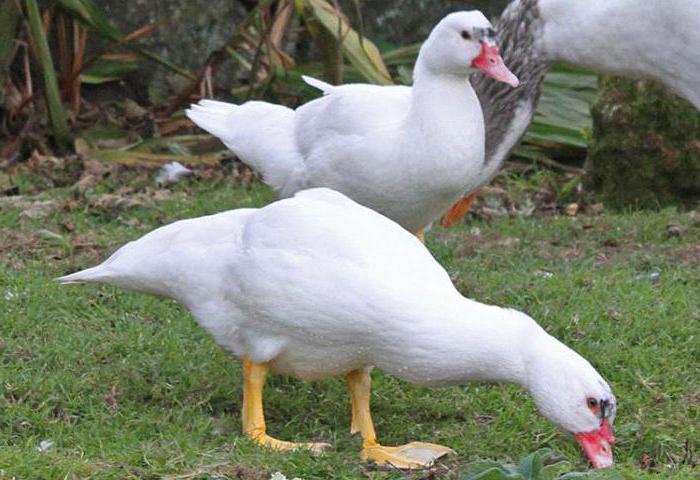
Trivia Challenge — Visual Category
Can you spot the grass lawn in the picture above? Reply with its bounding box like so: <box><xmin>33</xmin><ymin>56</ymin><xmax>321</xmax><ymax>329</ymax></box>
<box><xmin>1</xmin><ymin>177</ymin><xmax>698</xmax><ymax>479</ymax></box>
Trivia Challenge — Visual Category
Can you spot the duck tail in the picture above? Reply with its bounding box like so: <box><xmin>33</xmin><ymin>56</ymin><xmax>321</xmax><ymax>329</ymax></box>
<box><xmin>185</xmin><ymin>100</ymin><xmax>239</xmax><ymax>142</ymax></box>
<box><xmin>186</xmin><ymin>99</ymin><xmax>303</xmax><ymax>196</ymax></box>
<box><xmin>56</xmin><ymin>265</ymin><xmax>111</xmax><ymax>284</ymax></box>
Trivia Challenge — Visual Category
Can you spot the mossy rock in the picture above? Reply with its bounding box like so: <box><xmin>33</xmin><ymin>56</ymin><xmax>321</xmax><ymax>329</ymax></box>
<box><xmin>587</xmin><ymin>77</ymin><xmax>700</xmax><ymax>209</ymax></box>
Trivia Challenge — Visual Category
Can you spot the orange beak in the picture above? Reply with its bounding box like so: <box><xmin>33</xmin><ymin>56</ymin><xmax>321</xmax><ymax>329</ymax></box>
<box><xmin>471</xmin><ymin>42</ymin><xmax>519</xmax><ymax>87</ymax></box>
<box><xmin>575</xmin><ymin>419</ymin><xmax>615</xmax><ymax>469</ymax></box>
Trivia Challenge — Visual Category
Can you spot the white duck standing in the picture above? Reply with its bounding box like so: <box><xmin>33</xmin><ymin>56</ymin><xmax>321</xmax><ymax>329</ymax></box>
<box><xmin>60</xmin><ymin>188</ymin><xmax>616</xmax><ymax>469</ymax></box>
<box><xmin>186</xmin><ymin>11</ymin><xmax>519</xmax><ymax>240</ymax></box>
<box><xmin>444</xmin><ymin>0</ymin><xmax>700</xmax><ymax>225</ymax></box>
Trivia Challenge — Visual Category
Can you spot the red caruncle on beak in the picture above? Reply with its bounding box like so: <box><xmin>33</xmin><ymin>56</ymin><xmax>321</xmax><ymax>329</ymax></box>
<box><xmin>575</xmin><ymin>419</ymin><xmax>615</xmax><ymax>469</ymax></box>
<box><xmin>470</xmin><ymin>42</ymin><xmax>519</xmax><ymax>87</ymax></box>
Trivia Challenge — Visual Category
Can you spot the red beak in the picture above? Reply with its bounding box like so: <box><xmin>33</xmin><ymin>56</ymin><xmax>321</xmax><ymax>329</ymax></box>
<box><xmin>470</xmin><ymin>42</ymin><xmax>519</xmax><ymax>87</ymax></box>
<box><xmin>575</xmin><ymin>419</ymin><xmax>615</xmax><ymax>469</ymax></box>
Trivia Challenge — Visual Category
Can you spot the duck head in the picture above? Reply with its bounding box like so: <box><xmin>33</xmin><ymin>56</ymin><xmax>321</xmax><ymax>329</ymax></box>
<box><xmin>419</xmin><ymin>11</ymin><xmax>519</xmax><ymax>87</ymax></box>
<box><xmin>526</xmin><ymin>337</ymin><xmax>617</xmax><ymax>469</ymax></box>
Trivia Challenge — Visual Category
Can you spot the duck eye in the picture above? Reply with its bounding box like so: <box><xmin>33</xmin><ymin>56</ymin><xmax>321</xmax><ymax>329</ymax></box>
<box><xmin>587</xmin><ymin>398</ymin><xmax>598</xmax><ymax>408</ymax></box>
<box><xmin>461</xmin><ymin>30</ymin><xmax>471</xmax><ymax>40</ymax></box>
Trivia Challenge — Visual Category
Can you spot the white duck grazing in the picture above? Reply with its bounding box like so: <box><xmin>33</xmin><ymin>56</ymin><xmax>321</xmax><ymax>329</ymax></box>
<box><xmin>444</xmin><ymin>0</ymin><xmax>700</xmax><ymax>225</ymax></box>
<box><xmin>59</xmin><ymin>188</ymin><xmax>616</xmax><ymax>469</ymax></box>
<box><xmin>186</xmin><ymin>11</ymin><xmax>518</xmax><ymax>238</ymax></box>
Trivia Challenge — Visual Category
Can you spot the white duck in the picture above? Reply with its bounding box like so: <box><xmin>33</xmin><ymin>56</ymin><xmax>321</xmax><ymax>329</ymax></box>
<box><xmin>186</xmin><ymin>11</ymin><xmax>518</xmax><ymax>239</ymax></box>
<box><xmin>444</xmin><ymin>0</ymin><xmax>700</xmax><ymax>225</ymax></box>
<box><xmin>60</xmin><ymin>188</ymin><xmax>616</xmax><ymax>469</ymax></box>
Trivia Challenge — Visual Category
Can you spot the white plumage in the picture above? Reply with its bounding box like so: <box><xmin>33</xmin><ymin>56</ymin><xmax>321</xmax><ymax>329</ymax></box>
<box><xmin>59</xmin><ymin>188</ymin><xmax>615</xmax><ymax>468</ymax></box>
<box><xmin>538</xmin><ymin>0</ymin><xmax>700</xmax><ymax>109</ymax></box>
<box><xmin>186</xmin><ymin>11</ymin><xmax>519</xmax><ymax>234</ymax></box>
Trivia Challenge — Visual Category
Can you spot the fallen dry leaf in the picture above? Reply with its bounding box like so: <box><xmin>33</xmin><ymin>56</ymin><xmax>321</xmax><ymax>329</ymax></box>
<box><xmin>89</xmin><ymin>193</ymin><xmax>150</xmax><ymax>211</ymax></box>
<box><xmin>639</xmin><ymin>452</ymin><xmax>656</xmax><ymax>470</ymax></box>
<box><xmin>588</xmin><ymin>203</ymin><xmax>605</xmax><ymax>215</ymax></box>
<box><xmin>564</xmin><ymin>203</ymin><xmax>579</xmax><ymax>217</ymax></box>
<box><xmin>666</xmin><ymin>224</ymin><xmax>685</xmax><ymax>238</ymax></box>
<box><xmin>73</xmin><ymin>159</ymin><xmax>114</xmax><ymax>194</ymax></box>
<box><xmin>123</xmin><ymin>99</ymin><xmax>149</xmax><ymax>120</ymax></box>
<box><xmin>19</xmin><ymin>201</ymin><xmax>59</xmax><ymax>220</ymax></box>
<box><xmin>103</xmin><ymin>385</ymin><xmax>121</xmax><ymax>410</ymax></box>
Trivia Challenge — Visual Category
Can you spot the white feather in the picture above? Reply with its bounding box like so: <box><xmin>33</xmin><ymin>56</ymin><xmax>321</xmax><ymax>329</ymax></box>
<box><xmin>186</xmin><ymin>12</ymin><xmax>508</xmax><ymax>233</ymax></box>
<box><xmin>301</xmin><ymin>75</ymin><xmax>335</xmax><ymax>94</ymax></box>
<box><xmin>59</xmin><ymin>188</ymin><xmax>615</xmax><ymax>436</ymax></box>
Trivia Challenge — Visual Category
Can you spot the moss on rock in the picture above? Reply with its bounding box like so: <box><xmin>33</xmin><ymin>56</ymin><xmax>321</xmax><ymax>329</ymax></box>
<box><xmin>587</xmin><ymin>77</ymin><xmax>700</xmax><ymax>209</ymax></box>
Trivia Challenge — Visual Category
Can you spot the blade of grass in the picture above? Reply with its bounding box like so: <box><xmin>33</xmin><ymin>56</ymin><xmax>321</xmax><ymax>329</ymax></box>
<box><xmin>23</xmin><ymin>0</ymin><xmax>71</xmax><ymax>148</ymax></box>
<box><xmin>79</xmin><ymin>53</ymin><xmax>139</xmax><ymax>84</ymax></box>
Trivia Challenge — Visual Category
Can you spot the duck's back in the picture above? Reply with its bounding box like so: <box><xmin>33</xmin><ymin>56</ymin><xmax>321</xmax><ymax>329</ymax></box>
<box><xmin>295</xmin><ymin>84</ymin><xmax>411</xmax><ymax>150</ymax></box>
<box><xmin>236</xmin><ymin>189</ymin><xmax>453</xmax><ymax>299</ymax></box>
<box><xmin>227</xmin><ymin>189</ymin><xmax>458</xmax><ymax>375</ymax></box>
<box><xmin>293</xmin><ymin>85</ymin><xmax>412</xmax><ymax>193</ymax></box>
<box><xmin>60</xmin><ymin>189</ymin><xmax>458</xmax><ymax>375</ymax></box>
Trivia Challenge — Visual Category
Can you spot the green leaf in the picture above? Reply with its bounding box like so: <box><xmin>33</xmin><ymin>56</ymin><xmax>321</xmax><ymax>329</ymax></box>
<box><xmin>80</xmin><ymin>56</ymin><xmax>140</xmax><ymax>84</ymax></box>
<box><xmin>24</xmin><ymin>0</ymin><xmax>71</xmax><ymax>148</ymax></box>
<box><xmin>55</xmin><ymin>0</ymin><xmax>122</xmax><ymax>41</ymax></box>
<box><xmin>516</xmin><ymin>449</ymin><xmax>547</xmax><ymax>479</ymax></box>
<box><xmin>456</xmin><ymin>460</ymin><xmax>524</xmax><ymax>480</ymax></box>
<box><xmin>301</xmin><ymin>0</ymin><xmax>392</xmax><ymax>85</ymax></box>
<box><xmin>381</xmin><ymin>43</ymin><xmax>421</xmax><ymax>67</ymax></box>
<box><xmin>452</xmin><ymin>450</ymin><xmax>625</xmax><ymax>480</ymax></box>
<box><xmin>524</xmin><ymin>66</ymin><xmax>598</xmax><ymax>151</ymax></box>
<box><xmin>470</xmin><ymin>467</ymin><xmax>525</xmax><ymax>480</ymax></box>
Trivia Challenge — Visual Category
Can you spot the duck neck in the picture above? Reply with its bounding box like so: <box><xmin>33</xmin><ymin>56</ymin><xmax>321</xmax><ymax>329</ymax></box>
<box><xmin>407</xmin><ymin>59</ymin><xmax>485</xmax><ymax>165</ymax></box>
<box><xmin>377</xmin><ymin>295</ymin><xmax>545</xmax><ymax>388</ymax></box>
<box><xmin>471</xmin><ymin>0</ymin><xmax>550</xmax><ymax>186</ymax></box>
<box><xmin>537</xmin><ymin>0</ymin><xmax>700</xmax><ymax>108</ymax></box>
<box><xmin>473</xmin><ymin>0</ymin><xmax>700</xmax><ymax>190</ymax></box>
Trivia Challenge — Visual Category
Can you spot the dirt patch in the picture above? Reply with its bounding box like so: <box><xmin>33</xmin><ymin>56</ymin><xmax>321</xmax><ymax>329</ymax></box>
<box><xmin>684</xmin><ymin>390</ymin><xmax>700</xmax><ymax>406</ymax></box>
<box><xmin>674</xmin><ymin>244</ymin><xmax>700</xmax><ymax>267</ymax></box>
<box><xmin>0</xmin><ymin>228</ymin><xmax>44</xmax><ymax>257</ymax></box>
<box><xmin>163</xmin><ymin>464</ymin><xmax>269</xmax><ymax>480</ymax></box>
<box><xmin>218</xmin><ymin>466</ymin><xmax>270</xmax><ymax>480</ymax></box>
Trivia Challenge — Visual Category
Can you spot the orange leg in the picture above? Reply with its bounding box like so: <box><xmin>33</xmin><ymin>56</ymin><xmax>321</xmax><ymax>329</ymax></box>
<box><xmin>347</xmin><ymin>370</ymin><xmax>454</xmax><ymax>468</ymax></box>
<box><xmin>442</xmin><ymin>192</ymin><xmax>478</xmax><ymax>228</ymax></box>
<box><xmin>242</xmin><ymin>357</ymin><xmax>330</xmax><ymax>453</ymax></box>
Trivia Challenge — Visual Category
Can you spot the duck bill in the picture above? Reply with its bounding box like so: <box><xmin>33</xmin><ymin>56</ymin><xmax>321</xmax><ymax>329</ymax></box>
<box><xmin>471</xmin><ymin>42</ymin><xmax>519</xmax><ymax>87</ymax></box>
<box><xmin>575</xmin><ymin>419</ymin><xmax>615</xmax><ymax>469</ymax></box>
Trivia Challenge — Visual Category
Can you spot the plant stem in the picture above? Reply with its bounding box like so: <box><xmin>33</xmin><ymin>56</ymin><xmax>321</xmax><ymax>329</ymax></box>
<box><xmin>24</xmin><ymin>0</ymin><xmax>72</xmax><ymax>149</ymax></box>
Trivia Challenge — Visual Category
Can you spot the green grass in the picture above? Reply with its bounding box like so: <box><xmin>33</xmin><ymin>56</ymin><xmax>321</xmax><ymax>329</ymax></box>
<box><xmin>1</xmin><ymin>178</ymin><xmax>698</xmax><ymax>479</ymax></box>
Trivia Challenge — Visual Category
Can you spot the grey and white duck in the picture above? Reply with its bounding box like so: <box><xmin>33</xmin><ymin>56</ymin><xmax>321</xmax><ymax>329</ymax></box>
<box><xmin>445</xmin><ymin>0</ymin><xmax>700</xmax><ymax>225</ymax></box>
